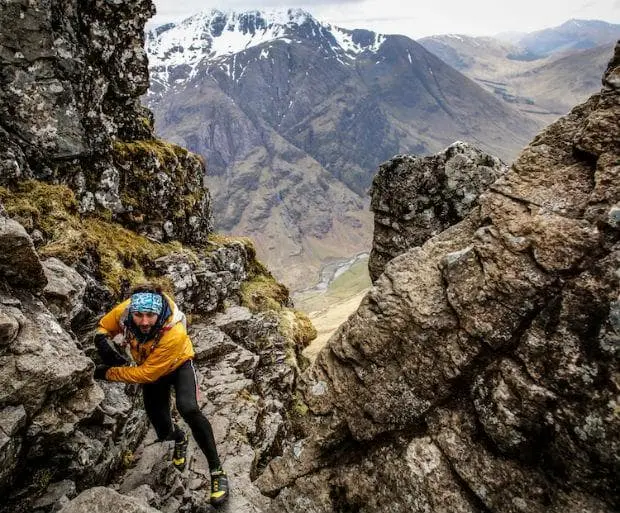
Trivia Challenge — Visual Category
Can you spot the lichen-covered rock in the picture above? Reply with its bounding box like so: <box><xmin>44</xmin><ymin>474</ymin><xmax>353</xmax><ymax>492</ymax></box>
<box><xmin>368</xmin><ymin>141</ymin><xmax>506</xmax><ymax>281</ymax></box>
<box><xmin>42</xmin><ymin>257</ymin><xmax>87</xmax><ymax>329</ymax></box>
<box><xmin>0</xmin><ymin>0</ymin><xmax>213</xmax><ymax>246</ymax></box>
<box><xmin>111</xmin><ymin>140</ymin><xmax>213</xmax><ymax>244</ymax></box>
<box><xmin>152</xmin><ymin>239</ymin><xmax>249</xmax><ymax>314</ymax></box>
<box><xmin>0</xmin><ymin>209</ymin><xmax>46</xmax><ymax>289</ymax></box>
<box><xmin>259</xmin><ymin>44</ymin><xmax>620</xmax><ymax>512</ymax></box>
<box><xmin>0</xmin><ymin>0</ymin><xmax>154</xmax><ymax>171</ymax></box>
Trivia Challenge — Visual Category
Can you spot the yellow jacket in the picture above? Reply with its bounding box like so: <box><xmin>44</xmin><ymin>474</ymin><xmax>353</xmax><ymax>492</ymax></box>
<box><xmin>96</xmin><ymin>294</ymin><xmax>194</xmax><ymax>384</ymax></box>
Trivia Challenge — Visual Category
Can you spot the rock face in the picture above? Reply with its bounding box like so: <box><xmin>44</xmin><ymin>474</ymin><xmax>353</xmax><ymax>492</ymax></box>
<box><xmin>0</xmin><ymin>208</ymin><xmax>47</xmax><ymax>289</ymax></box>
<box><xmin>0</xmin><ymin>2</ymin><xmax>309</xmax><ymax>513</ymax></box>
<box><xmin>1</xmin><ymin>2</ymin><xmax>618</xmax><ymax>513</ymax></box>
<box><xmin>0</xmin><ymin>0</ymin><xmax>212</xmax><ymax>244</ymax></box>
<box><xmin>368</xmin><ymin>142</ymin><xmax>507</xmax><ymax>282</ymax></box>
<box><xmin>256</xmin><ymin>43</ymin><xmax>620</xmax><ymax>512</ymax></box>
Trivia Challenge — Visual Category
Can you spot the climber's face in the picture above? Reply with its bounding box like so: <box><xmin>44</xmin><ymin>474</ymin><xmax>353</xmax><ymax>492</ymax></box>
<box><xmin>132</xmin><ymin>311</ymin><xmax>158</xmax><ymax>333</ymax></box>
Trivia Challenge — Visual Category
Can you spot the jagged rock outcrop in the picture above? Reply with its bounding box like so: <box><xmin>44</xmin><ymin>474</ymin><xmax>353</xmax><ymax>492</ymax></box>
<box><xmin>255</xmin><ymin>43</ymin><xmax>620</xmax><ymax>512</ymax></box>
<box><xmin>0</xmin><ymin>207</ymin><xmax>149</xmax><ymax>509</ymax></box>
<box><xmin>2</xmin><ymin>2</ymin><xmax>618</xmax><ymax>513</ymax></box>
<box><xmin>368</xmin><ymin>142</ymin><xmax>507</xmax><ymax>281</ymax></box>
<box><xmin>0</xmin><ymin>0</ymin><xmax>212</xmax><ymax>245</ymax></box>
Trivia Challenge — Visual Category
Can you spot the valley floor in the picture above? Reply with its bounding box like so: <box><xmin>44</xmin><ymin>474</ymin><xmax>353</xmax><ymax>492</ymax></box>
<box><xmin>293</xmin><ymin>254</ymin><xmax>371</xmax><ymax>359</ymax></box>
<box><xmin>302</xmin><ymin>288</ymin><xmax>369</xmax><ymax>359</ymax></box>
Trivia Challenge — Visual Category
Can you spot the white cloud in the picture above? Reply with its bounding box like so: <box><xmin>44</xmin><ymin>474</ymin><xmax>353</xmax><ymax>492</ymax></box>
<box><xmin>150</xmin><ymin>0</ymin><xmax>620</xmax><ymax>38</ymax></box>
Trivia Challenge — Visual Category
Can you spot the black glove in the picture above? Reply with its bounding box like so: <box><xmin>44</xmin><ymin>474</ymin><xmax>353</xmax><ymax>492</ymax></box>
<box><xmin>94</xmin><ymin>365</ymin><xmax>111</xmax><ymax>380</ymax></box>
<box><xmin>94</xmin><ymin>333</ymin><xmax>130</xmax><ymax>366</ymax></box>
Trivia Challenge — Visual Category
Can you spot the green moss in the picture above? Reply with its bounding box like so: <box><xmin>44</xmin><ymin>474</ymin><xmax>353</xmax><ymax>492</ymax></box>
<box><xmin>0</xmin><ymin>180</ymin><xmax>190</xmax><ymax>297</ymax></box>
<box><xmin>279</xmin><ymin>309</ymin><xmax>317</xmax><ymax>348</ymax></box>
<box><xmin>121</xmin><ymin>449</ymin><xmax>134</xmax><ymax>469</ymax></box>
<box><xmin>139</xmin><ymin>116</ymin><xmax>153</xmax><ymax>132</ymax></box>
<box><xmin>291</xmin><ymin>391</ymin><xmax>309</xmax><ymax>417</ymax></box>
<box><xmin>240</xmin><ymin>274</ymin><xmax>289</xmax><ymax>313</ymax></box>
<box><xmin>112</xmin><ymin>139</ymin><xmax>189</xmax><ymax>164</ymax></box>
<box><xmin>0</xmin><ymin>180</ymin><xmax>78</xmax><ymax>233</ymax></box>
<box><xmin>31</xmin><ymin>467</ymin><xmax>53</xmax><ymax>492</ymax></box>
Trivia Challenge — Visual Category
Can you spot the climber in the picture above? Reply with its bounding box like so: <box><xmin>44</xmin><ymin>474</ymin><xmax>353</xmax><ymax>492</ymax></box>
<box><xmin>92</xmin><ymin>283</ymin><xmax>229</xmax><ymax>506</ymax></box>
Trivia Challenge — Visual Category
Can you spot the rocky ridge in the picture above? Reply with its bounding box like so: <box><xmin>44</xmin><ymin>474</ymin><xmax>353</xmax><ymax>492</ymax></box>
<box><xmin>1</xmin><ymin>2</ymin><xmax>618</xmax><ymax>513</ymax></box>
<box><xmin>0</xmin><ymin>0</ymin><xmax>211</xmax><ymax>245</ymax></box>
<box><xmin>255</xmin><ymin>43</ymin><xmax>620</xmax><ymax>512</ymax></box>
<box><xmin>0</xmin><ymin>2</ymin><xmax>312</xmax><ymax>513</ymax></box>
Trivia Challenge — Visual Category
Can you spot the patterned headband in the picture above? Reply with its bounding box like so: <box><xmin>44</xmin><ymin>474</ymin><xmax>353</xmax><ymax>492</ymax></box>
<box><xmin>129</xmin><ymin>292</ymin><xmax>163</xmax><ymax>315</ymax></box>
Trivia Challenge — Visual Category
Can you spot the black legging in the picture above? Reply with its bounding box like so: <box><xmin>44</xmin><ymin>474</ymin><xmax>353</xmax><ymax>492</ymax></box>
<box><xmin>142</xmin><ymin>360</ymin><xmax>222</xmax><ymax>472</ymax></box>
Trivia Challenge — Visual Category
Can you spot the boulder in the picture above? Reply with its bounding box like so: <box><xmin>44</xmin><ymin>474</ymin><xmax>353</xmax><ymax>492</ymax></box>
<box><xmin>368</xmin><ymin>141</ymin><xmax>506</xmax><ymax>281</ymax></box>
<box><xmin>0</xmin><ymin>211</ymin><xmax>46</xmax><ymax>289</ymax></box>
<box><xmin>42</xmin><ymin>257</ymin><xmax>87</xmax><ymax>329</ymax></box>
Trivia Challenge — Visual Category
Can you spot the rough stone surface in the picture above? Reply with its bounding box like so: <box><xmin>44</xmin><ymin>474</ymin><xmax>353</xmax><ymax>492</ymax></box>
<box><xmin>152</xmin><ymin>241</ymin><xmax>248</xmax><ymax>314</ymax></box>
<box><xmin>57</xmin><ymin>487</ymin><xmax>161</xmax><ymax>513</ymax></box>
<box><xmin>1</xmin><ymin>3</ymin><xmax>618</xmax><ymax>513</ymax></box>
<box><xmin>0</xmin><ymin>2</ymin><xmax>304</xmax><ymax>512</ymax></box>
<box><xmin>0</xmin><ymin>0</ymin><xmax>213</xmax><ymax>245</ymax></box>
<box><xmin>0</xmin><ymin>0</ymin><xmax>154</xmax><ymax>172</ymax></box>
<box><xmin>368</xmin><ymin>141</ymin><xmax>507</xmax><ymax>281</ymax></box>
<box><xmin>0</xmin><ymin>210</ymin><xmax>46</xmax><ymax>289</ymax></box>
<box><xmin>256</xmin><ymin>44</ymin><xmax>620</xmax><ymax>513</ymax></box>
<box><xmin>32</xmin><ymin>479</ymin><xmax>77</xmax><ymax>510</ymax></box>
<box><xmin>113</xmin><ymin>311</ymin><xmax>298</xmax><ymax>513</ymax></box>
<box><xmin>42</xmin><ymin>257</ymin><xmax>87</xmax><ymax>329</ymax></box>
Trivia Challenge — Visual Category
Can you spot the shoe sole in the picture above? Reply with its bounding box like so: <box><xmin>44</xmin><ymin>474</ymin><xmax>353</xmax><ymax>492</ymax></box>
<box><xmin>210</xmin><ymin>494</ymin><xmax>229</xmax><ymax>507</ymax></box>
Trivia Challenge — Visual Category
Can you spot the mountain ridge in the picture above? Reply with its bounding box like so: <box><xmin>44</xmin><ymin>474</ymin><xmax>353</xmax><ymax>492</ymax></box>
<box><xmin>145</xmin><ymin>8</ymin><xmax>542</xmax><ymax>291</ymax></box>
<box><xmin>418</xmin><ymin>20</ymin><xmax>618</xmax><ymax>123</ymax></box>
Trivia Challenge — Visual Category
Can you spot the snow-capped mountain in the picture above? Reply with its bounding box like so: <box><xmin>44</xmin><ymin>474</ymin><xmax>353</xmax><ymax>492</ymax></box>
<box><xmin>147</xmin><ymin>9</ymin><xmax>386</xmax><ymax>94</ymax></box>
<box><xmin>144</xmin><ymin>8</ymin><xmax>542</xmax><ymax>291</ymax></box>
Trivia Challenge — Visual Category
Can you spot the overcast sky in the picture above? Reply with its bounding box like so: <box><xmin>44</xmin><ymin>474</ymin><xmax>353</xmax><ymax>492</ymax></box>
<box><xmin>149</xmin><ymin>0</ymin><xmax>620</xmax><ymax>39</ymax></box>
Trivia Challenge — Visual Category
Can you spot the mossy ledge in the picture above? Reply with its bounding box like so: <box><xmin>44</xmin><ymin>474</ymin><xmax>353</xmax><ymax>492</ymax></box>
<box><xmin>111</xmin><ymin>139</ymin><xmax>210</xmax><ymax>243</ymax></box>
<box><xmin>232</xmin><ymin>234</ymin><xmax>317</xmax><ymax>358</ymax></box>
<box><xmin>0</xmin><ymin>181</ymin><xmax>318</xmax><ymax>352</ymax></box>
<box><xmin>0</xmin><ymin>180</ymin><xmax>186</xmax><ymax>296</ymax></box>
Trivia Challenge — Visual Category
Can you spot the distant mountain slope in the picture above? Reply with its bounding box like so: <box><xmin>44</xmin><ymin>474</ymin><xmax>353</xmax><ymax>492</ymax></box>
<box><xmin>417</xmin><ymin>34</ymin><xmax>527</xmax><ymax>75</ymax></box>
<box><xmin>515</xmin><ymin>19</ymin><xmax>620</xmax><ymax>57</ymax></box>
<box><xmin>508</xmin><ymin>43</ymin><xmax>613</xmax><ymax>115</ymax></box>
<box><xmin>145</xmin><ymin>9</ymin><xmax>542</xmax><ymax>291</ymax></box>
<box><xmin>418</xmin><ymin>20</ymin><xmax>617</xmax><ymax>123</ymax></box>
